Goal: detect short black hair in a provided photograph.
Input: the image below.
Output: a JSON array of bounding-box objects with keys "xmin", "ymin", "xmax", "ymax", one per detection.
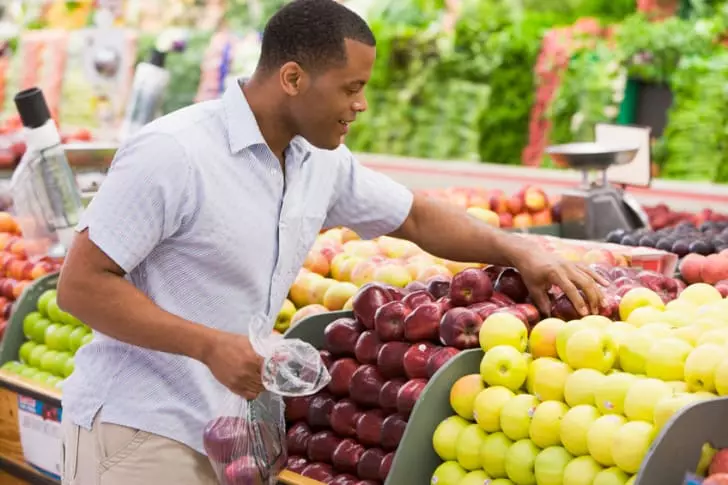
[{"xmin": 258, "ymin": 0, "xmax": 375, "ymax": 74}]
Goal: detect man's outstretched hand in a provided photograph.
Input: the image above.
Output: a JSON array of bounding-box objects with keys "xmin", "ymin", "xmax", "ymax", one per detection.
[{"xmin": 512, "ymin": 245, "xmax": 609, "ymax": 318}]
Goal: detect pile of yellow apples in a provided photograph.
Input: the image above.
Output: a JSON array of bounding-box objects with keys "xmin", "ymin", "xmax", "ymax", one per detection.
[{"xmin": 431, "ymin": 283, "xmax": 728, "ymax": 485}]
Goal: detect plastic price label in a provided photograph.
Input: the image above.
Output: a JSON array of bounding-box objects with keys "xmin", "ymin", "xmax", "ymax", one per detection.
[{"xmin": 17, "ymin": 395, "xmax": 63, "ymax": 479}]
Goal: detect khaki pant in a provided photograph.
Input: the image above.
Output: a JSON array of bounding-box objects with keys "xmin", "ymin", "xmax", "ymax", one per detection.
[{"xmin": 61, "ymin": 411, "xmax": 218, "ymax": 485}]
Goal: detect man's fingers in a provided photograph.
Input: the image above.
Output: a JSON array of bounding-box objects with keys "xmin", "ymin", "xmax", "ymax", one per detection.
[
  {"xmin": 570, "ymin": 267, "xmax": 602, "ymax": 314},
  {"xmin": 550, "ymin": 268, "xmax": 588, "ymax": 317},
  {"xmin": 529, "ymin": 288, "xmax": 552, "ymax": 317},
  {"xmin": 579, "ymin": 263, "xmax": 610, "ymax": 288}
]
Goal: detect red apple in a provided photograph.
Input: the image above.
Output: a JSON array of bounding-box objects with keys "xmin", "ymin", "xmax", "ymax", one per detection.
[
  {"xmin": 404, "ymin": 280, "xmax": 427, "ymax": 294},
  {"xmin": 307, "ymin": 393, "xmax": 336, "ymax": 429},
  {"xmin": 349, "ymin": 365, "xmax": 386, "ymax": 407},
  {"xmin": 332, "ymin": 439, "xmax": 366, "ymax": 474},
  {"xmin": 381, "ymin": 413, "xmax": 407, "ymax": 451},
  {"xmin": 449, "ymin": 268, "xmax": 493, "ymax": 306},
  {"xmin": 403, "ymin": 342, "xmax": 437, "ymax": 379},
  {"xmin": 330, "ymin": 399, "xmax": 362, "ymax": 438},
  {"xmin": 319, "ymin": 350, "xmax": 333, "ymax": 369},
  {"xmin": 307, "ymin": 430, "xmax": 341, "ymax": 464},
  {"xmin": 374, "ymin": 301, "xmax": 410, "ymax": 342},
  {"xmin": 436, "ymin": 296, "xmax": 453, "ymax": 313},
  {"xmin": 330, "ymin": 475, "xmax": 359, "ymax": 485},
  {"xmin": 352, "ymin": 283, "xmax": 394, "ymax": 329},
  {"xmin": 357, "ymin": 448, "xmax": 386, "ymax": 482},
  {"xmin": 490, "ymin": 291, "xmax": 516, "ymax": 307},
  {"xmin": 224, "ymin": 456, "xmax": 264, "ymax": 484},
  {"xmin": 493, "ymin": 305, "xmax": 529, "ymax": 326},
  {"xmin": 286, "ymin": 422, "xmax": 313, "ymax": 456},
  {"xmin": 710, "ymin": 450, "xmax": 728, "ymax": 475},
  {"xmin": 285, "ymin": 395, "xmax": 313, "ymax": 422},
  {"xmin": 426, "ymin": 275, "xmax": 451, "ymax": 300},
  {"xmin": 397, "ymin": 378, "xmax": 427, "ymax": 417},
  {"xmin": 403, "ymin": 302, "xmax": 442, "ymax": 342},
  {"xmin": 377, "ymin": 342, "xmax": 410, "ymax": 379},
  {"xmin": 494, "ymin": 268, "xmax": 529, "ymax": 303},
  {"xmin": 439, "ymin": 307, "xmax": 483, "ymax": 349},
  {"xmin": 380, "ymin": 452, "xmax": 394, "ymax": 481},
  {"xmin": 286, "ymin": 456, "xmax": 308, "ymax": 474},
  {"xmin": 325, "ymin": 318, "xmax": 365, "ymax": 356},
  {"xmin": 379, "ymin": 378, "xmax": 407, "ymax": 413},
  {"xmin": 402, "ymin": 289, "xmax": 435, "ymax": 310},
  {"xmin": 328, "ymin": 358, "xmax": 360, "ymax": 397},
  {"xmin": 301, "ymin": 463, "xmax": 335, "ymax": 482},
  {"xmin": 426, "ymin": 346, "xmax": 460, "ymax": 378},
  {"xmin": 551, "ymin": 293, "xmax": 582, "ymax": 321},
  {"xmin": 513, "ymin": 303, "xmax": 540, "ymax": 327},
  {"xmin": 468, "ymin": 301, "xmax": 499, "ymax": 320},
  {"xmin": 354, "ymin": 330, "xmax": 382, "ymax": 365},
  {"xmin": 202, "ymin": 416, "xmax": 247, "ymax": 463},
  {"xmin": 383, "ymin": 284, "xmax": 405, "ymax": 301},
  {"xmin": 356, "ymin": 409, "xmax": 385, "ymax": 447}
]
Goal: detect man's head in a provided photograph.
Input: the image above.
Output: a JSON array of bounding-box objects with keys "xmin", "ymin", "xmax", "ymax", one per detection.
[{"xmin": 256, "ymin": 0, "xmax": 376, "ymax": 150}]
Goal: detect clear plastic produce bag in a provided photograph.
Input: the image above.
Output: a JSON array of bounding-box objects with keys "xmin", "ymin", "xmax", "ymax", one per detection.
[{"xmin": 203, "ymin": 314, "xmax": 331, "ymax": 485}]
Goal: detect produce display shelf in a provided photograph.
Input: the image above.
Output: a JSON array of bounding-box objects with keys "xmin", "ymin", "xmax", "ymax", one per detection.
[{"xmin": 283, "ymin": 310, "xmax": 484, "ymax": 485}]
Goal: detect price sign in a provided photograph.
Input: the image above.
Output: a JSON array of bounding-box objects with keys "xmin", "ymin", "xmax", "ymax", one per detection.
[{"xmin": 17, "ymin": 395, "xmax": 63, "ymax": 480}]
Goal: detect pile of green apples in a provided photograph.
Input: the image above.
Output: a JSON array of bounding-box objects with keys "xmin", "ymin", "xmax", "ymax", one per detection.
[
  {"xmin": 0, "ymin": 288, "xmax": 92, "ymax": 390},
  {"xmin": 430, "ymin": 283, "xmax": 728, "ymax": 485}
]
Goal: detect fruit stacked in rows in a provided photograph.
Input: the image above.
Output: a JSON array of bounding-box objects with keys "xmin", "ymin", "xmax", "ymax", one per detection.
[
  {"xmin": 679, "ymin": 251, "xmax": 728, "ymax": 288},
  {"xmin": 0, "ymin": 288, "xmax": 93, "ymax": 390},
  {"xmin": 430, "ymin": 283, "xmax": 728, "ymax": 485},
  {"xmin": 607, "ymin": 221, "xmax": 728, "ymax": 256}
]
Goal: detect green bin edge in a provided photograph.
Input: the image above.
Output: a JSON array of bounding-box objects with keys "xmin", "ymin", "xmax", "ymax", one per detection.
[
  {"xmin": 283, "ymin": 311, "xmax": 483, "ymax": 485},
  {"xmin": 0, "ymin": 272, "xmax": 59, "ymax": 365}
]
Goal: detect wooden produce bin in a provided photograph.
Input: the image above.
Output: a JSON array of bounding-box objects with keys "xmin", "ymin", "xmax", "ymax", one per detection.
[{"xmin": 282, "ymin": 311, "xmax": 484, "ymax": 485}]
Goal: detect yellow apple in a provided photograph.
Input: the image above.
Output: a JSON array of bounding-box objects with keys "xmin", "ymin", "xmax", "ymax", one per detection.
[
  {"xmin": 560, "ymin": 404, "xmax": 600, "ymax": 456},
  {"xmin": 619, "ymin": 287, "xmax": 665, "ymax": 321},
  {"xmin": 274, "ymin": 299, "xmax": 296, "ymax": 332},
  {"xmin": 450, "ymin": 374, "xmax": 486, "ymax": 421},
  {"xmin": 593, "ymin": 371, "xmax": 638, "ymax": 415},
  {"xmin": 625, "ymin": 306, "xmax": 664, "ymax": 327},
  {"xmin": 623, "ymin": 378, "xmax": 673, "ymax": 422},
  {"xmin": 321, "ymin": 281, "xmax": 358, "ymax": 310},
  {"xmin": 564, "ymin": 368, "xmax": 605, "ymax": 407},
  {"xmin": 587, "ymin": 414, "xmax": 626, "ymax": 466},
  {"xmin": 713, "ymin": 357, "xmax": 728, "ymax": 396},
  {"xmin": 288, "ymin": 271, "xmax": 324, "ymax": 307},
  {"xmin": 504, "ymin": 439, "xmax": 540, "ymax": 485},
  {"xmin": 433, "ymin": 415, "xmax": 470, "ymax": 461},
  {"xmin": 373, "ymin": 263, "xmax": 412, "ymax": 288},
  {"xmin": 593, "ymin": 467, "xmax": 630, "ymax": 485},
  {"xmin": 660, "ymin": 309, "xmax": 692, "ymax": 328},
  {"xmin": 666, "ymin": 380, "xmax": 688, "ymax": 393},
  {"xmin": 680, "ymin": 283, "xmax": 723, "ymax": 307},
  {"xmin": 480, "ymin": 345, "xmax": 529, "ymax": 391},
  {"xmin": 466, "ymin": 207, "xmax": 500, "ymax": 227},
  {"xmin": 611, "ymin": 420, "xmax": 655, "ymax": 474},
  {"xmin": 684, "ymin": 343, "xmax": 725, "ymax": 392},
  {"xmin": 604, "ymin": 321, "xmax": 636, "ymax": 348},
  {"xmin": 534, "ymin": 446, "xmax": 573, "ymax": 485},
  {"xmin": 529, "ymin": 400, "xmax": 569, "ymax": 448},
  {"xmin": 527, "ymin": 357, "xmax": 572, "ymax": 402},
  {"xmin": 697, "ymin": 329, "xmax": 728, "ymax": 347},
  {"xmin": 456, "ymin": 424, "xmax": 489, "ymax": 471},
  {"xmin": 644, "ymin": 337, "xmax": 692, "ymax": 381},
  {"xmin": 562, "ymin": 455, "xmax": 603, "ymax": 485},
  {"xmin": 581, "ymin": 315, "xmax": 612, "ymax": 328},
  {"xmin": 473, "ymin": 386, "xmax": 516, "ymax": 432},
  {"xmin": 460, "ymin": 470, "xmax": 493, "ymax": 485},
  {"xmin": 343, "ymin": 239, "xmax": 381, "ymax": 258},
  {"xmin": 480, "ymin": 313, "xmax": 529, "ymax": 352},
  {"xmin": 480, "ymin": 432, "xmax": 513, "ymax": 478},
  {"xmin": 556, "ymin": 321, "xmax": 591, "ymax": 362},
  {"xmin": 529, "ymin": 318, "xmax": 566, "ymax": 358},
  {"xmin": 653, "ymin": 393, "xmax": 700, "ymax": 430},
  {"xmin": 618, "ymin": 330, "xmax": 653, "ymax": 375},
  {"xmin": 665, "ymin": 298, "xmax": 697, "ymax": 315},
  {"xmin": 638, "ymin": 322, "xmax": 673, "ymax": 338},
  {"xmin": 671, "ymin": 325, "xmax": 701, "ymax": 346},
  {"xmin": 431, "ymin": 461, "xmax": 468, "ymax": 485},
  {"xmin": 564, "ymin": 328, "xmax": 617, "ymax": 373},
  {"xmin": 500, "ymin": 394, "xmax": 540, "ymax": 441}
]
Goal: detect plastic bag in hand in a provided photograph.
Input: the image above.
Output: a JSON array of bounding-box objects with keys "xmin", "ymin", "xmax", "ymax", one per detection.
[{"xmin": 203, "ymin": 314, "xmax": 331, "ymax": 484}]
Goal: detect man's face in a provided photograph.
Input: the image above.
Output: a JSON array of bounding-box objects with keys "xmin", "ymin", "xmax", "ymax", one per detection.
[{"xmin": 290, "ymin": 39, "xmax": 375, "ymax": 150}]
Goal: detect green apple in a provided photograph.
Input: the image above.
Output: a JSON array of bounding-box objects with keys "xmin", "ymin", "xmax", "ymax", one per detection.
[
  {"xmin": 500, "ymin": 394, "xmax": 539, "ymax": 441},
  {"xmin": 529, "ymin": 400, "xmax": 568, "ymax": 448},
  {"xmin": 22, "ymin": 312, "xmax": 43, "ymax": 340},
  {"xmin": 645, "ymin": 337, "xmax": 692, "ymax": 381},
  {"xmin": 619, "ymin": 287, "xmax": 665, "ymax": 321},
  {"xmin": 479, "ymin": 313, "xmax": 528, "ymax": 352},
  {"xmin": 623, "ymin": 377, "xmax": 673, "ymax": 422},
  {"xmin": 480, "ymin": 345, "xmax": 528, "ymax": 391},
  {"xmin": 81, "ymin": 333, "xmax": 93, "ymax": 347},
  {"xmin": 31, "ymin": 318, "xmax": 51, "ymax": 344},
  {"xmin": 450, "ymin": 374, "xmax": 486, "ymax": 420},
  {"xmin": 456, "ymin": 424, "xmax": 488, "ymax": 471},
  {"xmin": 593, "ymin": 371, "xmax": 638, "ymax": 415},
  {"xmin": 586, "ymin": 414, "xmax": 626, "ymax": 466},
  {"xmin": 556, "ymin": 321, "xmax": 591, "ymax": 362},
  {"xmin": 653, "ymin": 393, "xmax": 700, "ymax": 430},
  {"xmin": 39, "ymin": 350, "xmax": 59, "ymax": 374},
  {"xmin": 611, "ymin": 421, "xmax": 655, "ymax": 474},
  {"xmin": 20, "ymin": 367, "xmax": 39, "ymax": 379},
  {"xmin": 1, "ymin": 361, "xmax": 22, "ymax": 373},
  {"xmin": 460, "ymin": 470, "xmax": 492, "ymax": 485},
  {"xmin": 504, "ymin": 439, "xmax": 539, "ymax": 485},
  {"xmin": 526, "ymin": 357, "xmax": 572, "ymax": 402},
  {"xmin": 68, "ymin": 326, "xmax": 91, "ymax": 354},
  {"xmin": 473, "ymin": 386, "xmax": 515, "ymax": 432},
  {"xmin": 563, "ymin": 456, "xmax": 603, "ymax": 485},
  {"xmin": 491, "ymin": 480, "xmax": 516, "ymax": 485},
  {"xmin": 560, "ymin": 404, "xmax": 600, "ymax": 456},
  {"xmin": 618, "ymin": 331, "xmax": 653, "ymax": 375},
  {"xmin": 63, "ymin": 357, "xmax": 75, "ymax": 378},
  {"xmin": 37, "ymin": 289, "xmax": 57, "ymax": 316},
  {"xmin": 533, "ymin": 446, "xmax": 573, "ymax": 485},
  {"xmin": 32, "ymin": 371, "xmax": 53, "ymax": 383},
  {"xmin": 480, "ymin": 432, "xmax": 513, "ymax": 478},
  {"xmin": 18, "ymin": 341, "xmax": 38, "ymax": 365},
  {"xmin": 53, "ymin": 351, "xmax": 72, "ymax": 378},
  {"xmin": 684, "ymin": 343, "xmax": 724, "ymax": 392},
  {"xmin": 565, "ymin": 328, "xmax": 617, "ymax": 373},
  {"xmin": 564, "ymin": 368, "xmax": 605, "ymax": 407},
  {"xmin": 61, "ymin": 310, "xmax": 84, "ymax": 327},
  {"xmin": 55, "ymin": 325, "xmax": 74, "ymax": 352},
  {"xmin": 431, "ymin": 461, "xmax": 467, "ymax": 485},
  {"xmin": 593, "ymin": 467, "xmax": 630, "ymax": 485},
  {"xmin": 433, "ymin": 415, "xmax": 470, "ymax": 461},
  {"xmin": 46, "ymin": 296, "xmax": 64, "ymax": 324},
  {"xmin": 44, "ymin": 375, "xmax": 62, "ymax": 387},
  {"xmin": 44, "ymin": 323, "xmax": 63, "ymax": 350},
  {"xmin": 28, "ymin": 344, "xmax": 48, "ymax": 368}
]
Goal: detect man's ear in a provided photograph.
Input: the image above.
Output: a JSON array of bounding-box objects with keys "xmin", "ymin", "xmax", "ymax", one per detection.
[{"xmin": 279, "ymin": 62, "xmax": 309, "ymax": 96}]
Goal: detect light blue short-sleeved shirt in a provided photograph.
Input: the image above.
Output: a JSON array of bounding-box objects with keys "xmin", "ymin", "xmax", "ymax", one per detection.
[{"xmin": 61, "ymin": 80, "xmax": 414, "ymax": 454}]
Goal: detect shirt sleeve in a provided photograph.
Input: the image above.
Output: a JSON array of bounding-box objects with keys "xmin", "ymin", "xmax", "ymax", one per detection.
[
  {"xmin": 324, "ymin": 147, "xmax": 414, "ymax": 240},
  {"xmin": 77, "ymin": 131, "xmax": 197, "ymax": 273}
]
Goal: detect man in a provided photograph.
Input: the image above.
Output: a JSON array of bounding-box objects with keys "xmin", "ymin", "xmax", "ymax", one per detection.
[{"xmin": 57, "ymin": 0, "xmax": 605, "ymax": 483}]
